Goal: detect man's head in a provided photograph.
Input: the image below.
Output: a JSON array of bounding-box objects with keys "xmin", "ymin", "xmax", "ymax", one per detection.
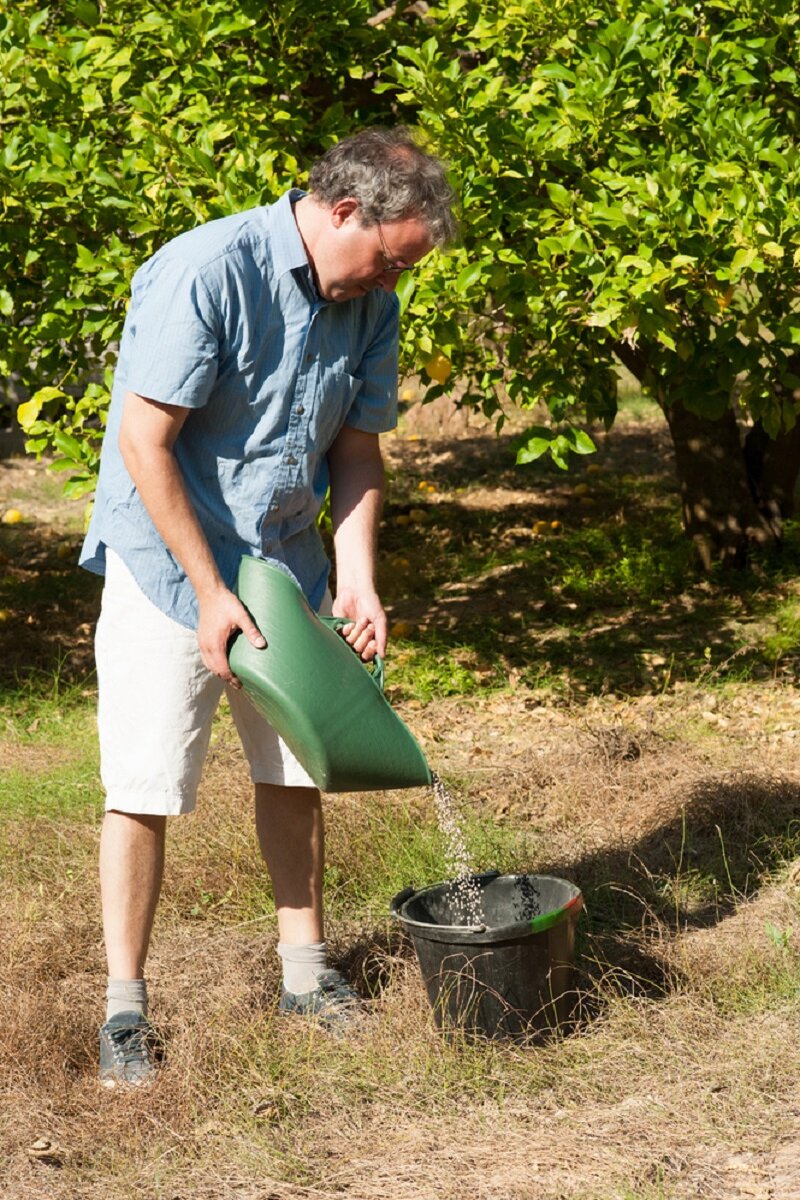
[{"xmin": 298, "ymin": 128, "xmax": 456, "ymax": 302}]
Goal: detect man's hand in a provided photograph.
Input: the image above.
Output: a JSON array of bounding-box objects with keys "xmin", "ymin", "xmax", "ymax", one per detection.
[
  {"xmin": 328, "ymin": 426, "xmax": 387, "ymax": 664},
  {"xmin": 197, "ymin": 586, "xmax": 266, "ymax": 686},
  {"xmin": 332, "ymin": 587, "xmax": 387, "ymax": 661}
]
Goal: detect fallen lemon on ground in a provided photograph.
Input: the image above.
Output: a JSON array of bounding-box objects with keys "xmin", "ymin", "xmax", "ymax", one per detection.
[
  {"xmin": 0, "ymin": 610, "xmax": 10, "ymax": 622},
  {"xmin": 2, "ymin": 509, "xmax": 23, "ymax": 525},
  {"xmin": 408, "ymin": 507, "xmax": 429, "ymax": 524},
  {"xmin": 573, "ymin": 483, "xmax": 590, "ymax": 497},
  {"xmin": 390, "ymin": 620, "xmax": 414, "ymax": 639},
  {"xmin": 533, "ymin": 520, "xmax": 549, "ymax": 535},
  {"xmin": 425, "ymin": 352, "xmax": 452, "ymax": 384},
  {"xmin": 550, "ymin": 520, "xmax": 563, "ymax": 532}
]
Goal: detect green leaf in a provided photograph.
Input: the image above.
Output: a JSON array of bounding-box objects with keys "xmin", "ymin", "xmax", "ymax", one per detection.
[
  {"xmin": 565, "ymin": 428, "xmax": 596, "ymax": 455},
  {"xmin": 52, "ymin": 430, "xmax": 85, "ymax": 462},
  {"xmin": 706, "ymin": 162, "xmax": 745, "ymax": 180},
  {"xmin": 16, "ymin": 398, "xmax": 41, "ymax": 430},
  {"xmin": 455, "ymin": 262, "xmax": 484, "ymax": 293},
  {"xmin": 731, "ymin": 247, "xmax": 757, "ymax": 273},
  {"xmin": 545, "ymin": 182, "xmax": 571, "ymax": 209},
  {"xmin": 516, "ymin": 438, "xmax": 551, "ymax": 464},
  {"xmin": 62, "ymin": 475, "xmax": 97, "ymax": 499},
  {"xmin": 516, "ymin": 425, "xmax": 553, "ymax": 464},
  {"xmin": 396, "ymin": 272, "xmax": 416, "ymax": 314},
  {"xmin": 31, "ymin": 387, "xmax": 69, "ymax": 406}
]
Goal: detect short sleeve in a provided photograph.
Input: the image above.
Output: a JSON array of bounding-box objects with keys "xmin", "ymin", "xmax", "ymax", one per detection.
[
  {"xmin": 122, "ymin": 258, "xmax": 221, "ymax": 409},
  {"xmin": 346, "ymin": 294, "xmax": 400, "ymax": 434}
]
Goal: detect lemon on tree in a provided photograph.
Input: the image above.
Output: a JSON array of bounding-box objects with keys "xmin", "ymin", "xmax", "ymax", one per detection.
[{"xmin": 424, "ymin": 351, "xmax": 451, "ymax": 385}]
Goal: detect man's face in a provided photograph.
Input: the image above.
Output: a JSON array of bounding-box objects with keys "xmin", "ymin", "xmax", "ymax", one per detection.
[{"xmin": 311, "ymin": 198, "xmax": 434, "ymax": 302}]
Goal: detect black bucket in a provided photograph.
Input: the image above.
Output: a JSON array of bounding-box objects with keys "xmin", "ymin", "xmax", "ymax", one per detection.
[{"xmin": 390, "ymin": 871, "xmax": 583, "ymax": 1040}]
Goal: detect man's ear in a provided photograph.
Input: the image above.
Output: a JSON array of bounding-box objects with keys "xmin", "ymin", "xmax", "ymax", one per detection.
[{"xmin": 329, "ymin": 196, "xmax": 360, "ymax": 227}]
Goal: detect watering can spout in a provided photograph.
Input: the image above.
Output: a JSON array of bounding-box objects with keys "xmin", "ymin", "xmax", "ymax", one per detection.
[{"xmin": 228, "ymin": 555, "xmax": 432, "ymax": 793}]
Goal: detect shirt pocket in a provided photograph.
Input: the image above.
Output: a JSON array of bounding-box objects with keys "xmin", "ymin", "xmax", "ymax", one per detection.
[{"xmin": 312, "ymin": 369, "xmax": 363, "ymax": 452}]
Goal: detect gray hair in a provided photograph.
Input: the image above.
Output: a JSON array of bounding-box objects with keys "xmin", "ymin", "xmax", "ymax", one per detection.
[{"xmin": 308, "ymin": 127, "xmax": 457, "ymax": 247}]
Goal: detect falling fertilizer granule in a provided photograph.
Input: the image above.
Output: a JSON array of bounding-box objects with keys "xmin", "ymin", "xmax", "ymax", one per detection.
[{"xmin": 430, "ymin": 771, "xmax": 484, "ymax": 927}]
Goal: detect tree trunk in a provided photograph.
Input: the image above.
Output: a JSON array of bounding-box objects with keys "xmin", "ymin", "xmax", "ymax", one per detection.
[
  {"xmin": 613, "ymin": 343, "xmax": 798, "ymax": 569},
  {"xmin": 743, "ymin": 419, "xmax": 800, "ymax": 531},
  {"xmin": 660, "ymin": 398, "xmax": 774, "ymax": 570}
]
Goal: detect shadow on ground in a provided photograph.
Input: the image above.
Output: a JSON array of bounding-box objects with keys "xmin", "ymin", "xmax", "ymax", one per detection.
[
  {"xmin": 327, "ymin": 766, "xmax": 800, "ymax": 1034},
  {"xmin": 0, "ymin": 522, "xmax": 100, "ymax": 701},
  {"xmin": 380, "ymin": 420, "xmax": 800, "ymax": 694},
  {"xmin": 544, "ymin": 768, "xmax": 800, "ymax": 1006},
  {"xmin": 4, "ymin": 412, "xmax": 800, "ymax": 703}
]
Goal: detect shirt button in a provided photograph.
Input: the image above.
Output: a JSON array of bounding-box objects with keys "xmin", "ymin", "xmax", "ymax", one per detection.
[
  {"xmin": 286, "ymin": 454, "xmax": 297, "ymax": 466},
  {"xmin": 296, "ymin": 405, "xmax": 305, "ymax": 415}
]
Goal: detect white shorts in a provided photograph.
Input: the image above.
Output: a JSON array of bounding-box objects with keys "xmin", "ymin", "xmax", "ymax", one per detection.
[{"xmin": 95, "ymin": 550, "xmax": 327, "ymax": 815}]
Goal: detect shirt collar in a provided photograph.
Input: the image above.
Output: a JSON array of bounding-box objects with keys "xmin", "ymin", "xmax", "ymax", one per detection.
[{"xmin": 270, "ymin": 188, "xmax": 313, "ymax": 279}]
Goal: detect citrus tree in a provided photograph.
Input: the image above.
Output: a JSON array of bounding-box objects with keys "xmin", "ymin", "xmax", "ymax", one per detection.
[
  {"xmin": 1, "ymin": 0, "xmax": 404, "ymax": 495},
  {"xmin": 6, "ymin": 1, "xmax": 800, "ymax": 570},
  {"xmin": 390, "ymin": 0, "xmax": 800, "ymax": 567}
]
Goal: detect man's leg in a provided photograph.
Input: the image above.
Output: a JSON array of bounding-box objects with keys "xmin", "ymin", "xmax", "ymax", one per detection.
[
  {"xmin": 250, "ymin": 777, "xmax": 363, "ymax": 1031},
  {"xmin": 254, "ymin": 784, "xmax": 324, "ymax": 946},
  {"xmin": 100, "ymin": 811, "xmax": 166, "ymax": 980},
  {"xmin": 97, "ymin": 811, "xmax": 166, "ymax": 1087},
  {"xmin": 95, "ymin": 551, "xmax": 224, "ymax": 1082}
]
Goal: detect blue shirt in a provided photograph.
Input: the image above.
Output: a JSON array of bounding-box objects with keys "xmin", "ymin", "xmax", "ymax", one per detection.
[{"xmin": 80, "ymin": 190, "xmax": 400, "ymax": 627}]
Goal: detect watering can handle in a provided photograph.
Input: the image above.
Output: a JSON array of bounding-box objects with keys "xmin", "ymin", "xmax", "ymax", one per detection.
[{"xmin": 319, "ymin": 616, "xmax": 385, "ymax": 692}]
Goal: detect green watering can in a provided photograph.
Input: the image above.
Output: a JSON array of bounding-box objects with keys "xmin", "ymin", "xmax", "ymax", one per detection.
[{"xmin": 227, "ymin": 555, "xmax": 432, "ymax": 793}]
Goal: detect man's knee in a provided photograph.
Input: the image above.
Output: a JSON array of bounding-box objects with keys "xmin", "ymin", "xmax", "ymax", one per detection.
[{"xmin": 254, "ymin": 782, "xmax": 321, "ymax": 808}]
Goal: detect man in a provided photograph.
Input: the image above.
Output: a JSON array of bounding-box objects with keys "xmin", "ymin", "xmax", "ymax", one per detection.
[{"xmin": 80, "ymin": 128, "xmax": 455, "ymax": 1085}]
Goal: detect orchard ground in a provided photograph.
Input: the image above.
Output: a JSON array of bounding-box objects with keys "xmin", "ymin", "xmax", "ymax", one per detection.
[{"xmin": 1, "ymin": 395, "xmax": 799, "ymax": 1200}]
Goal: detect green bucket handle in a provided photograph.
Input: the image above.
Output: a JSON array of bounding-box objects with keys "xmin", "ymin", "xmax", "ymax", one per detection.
[{"xmin": 318, "ymin": 615, "xmax": 385, "ymax": 693}]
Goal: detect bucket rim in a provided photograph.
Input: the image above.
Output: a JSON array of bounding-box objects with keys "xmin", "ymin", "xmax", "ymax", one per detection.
[{"xmin": 390, "ymin": 871, "xmax": 583, "ymax": 940}]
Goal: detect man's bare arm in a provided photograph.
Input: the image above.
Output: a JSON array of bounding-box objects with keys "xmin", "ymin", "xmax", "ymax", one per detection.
[
  {"xmin": 327, "ymin": 424, "xmax": 387, "ymax": 660},
  {"xmin": 118, "ymin": 390, "xmax": 265, "ymax": 684}
]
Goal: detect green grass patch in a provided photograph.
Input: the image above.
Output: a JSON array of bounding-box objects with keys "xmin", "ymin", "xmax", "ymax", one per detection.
[
  {"xmin": 324, "ymin": 791, "xmax": 538, "ymax": 924},
  {"xmin": 708, "ymin": 955, "xmax": 800, "ymax": 1017},
  {"xmin": 386, "ymin": 638, "xmax": 506, "ymax": 703},
  {"xmin": 0, "ymin": 752, "xmax": 102, "ymax": 820},
  {"xmin": 0, "ymin": 672, "xmax": 96, "ymax": 740},
  {"xmin": 761, "ymin": 595, "xmax": 800, "ymax": 667}
]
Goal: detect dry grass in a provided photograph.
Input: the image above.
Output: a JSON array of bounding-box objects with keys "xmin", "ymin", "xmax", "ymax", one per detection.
[{"xmin": 2, "ymin": 689, "xmax": 800, "ymax": 1200}]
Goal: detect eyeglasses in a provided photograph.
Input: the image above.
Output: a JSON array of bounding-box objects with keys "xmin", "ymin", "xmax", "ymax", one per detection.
[{"xmin": 376, "ymin": 223, "xmax": 412, "ymax": 275}]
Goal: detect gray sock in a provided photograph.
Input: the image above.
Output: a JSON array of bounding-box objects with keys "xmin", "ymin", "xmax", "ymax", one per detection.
[
  {"xmin": 277, "ymin": 941, "xmax": 328, "ymax": 995},
  {"xmin": 106, "ymin": 978, "xmax": 148, "ymax": 1022}
]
